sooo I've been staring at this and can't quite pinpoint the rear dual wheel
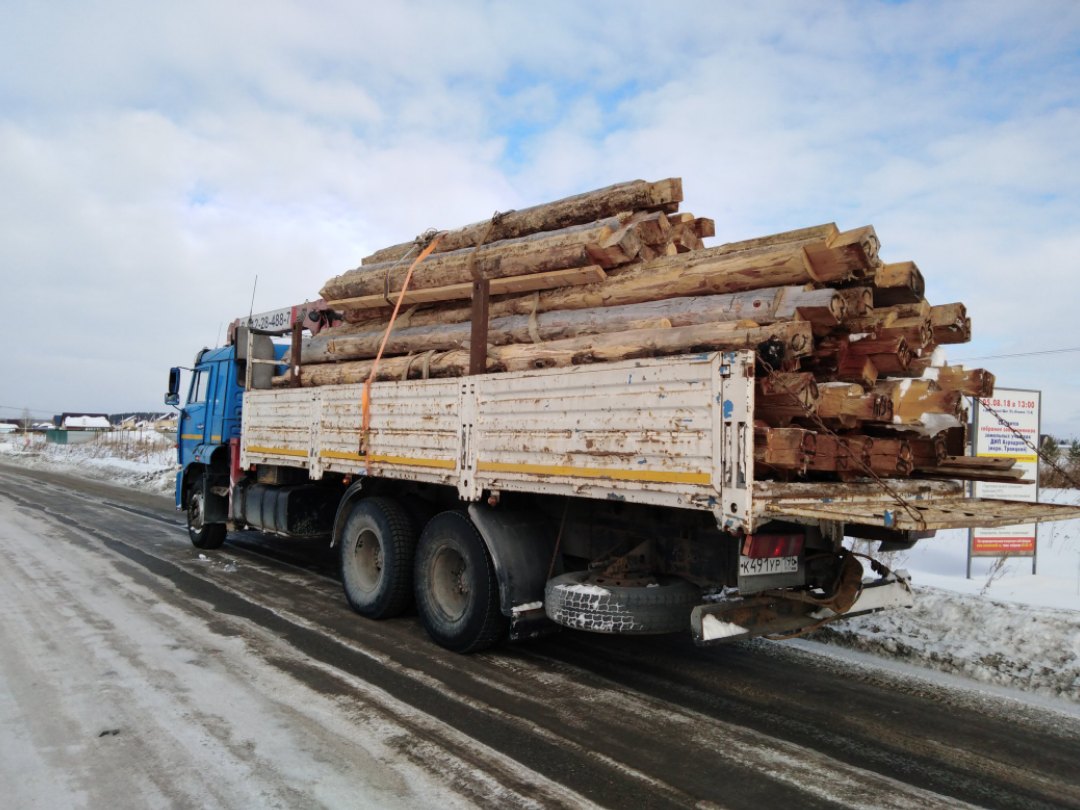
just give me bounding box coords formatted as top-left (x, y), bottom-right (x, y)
top-left (414, 511), bottom-right (508, 654)
top-left (338, 500), bottom-right (508, 653)
top-left (339, 497), bottom-right (417, 619)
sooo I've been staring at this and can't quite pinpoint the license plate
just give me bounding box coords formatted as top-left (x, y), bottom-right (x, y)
top-left (739, 555), bottom-right (799, 577)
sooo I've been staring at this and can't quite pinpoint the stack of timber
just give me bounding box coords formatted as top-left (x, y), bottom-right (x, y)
top-left (275, 177), bottom-right (1014, 486)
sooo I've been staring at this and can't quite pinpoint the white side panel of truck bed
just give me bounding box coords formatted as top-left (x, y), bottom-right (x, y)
top-left (242, 378), bottom-right (462, 487)
top-left (241, 352), bottom-right (755, 529)
top-left (468, 353), bottom-right (752, 525)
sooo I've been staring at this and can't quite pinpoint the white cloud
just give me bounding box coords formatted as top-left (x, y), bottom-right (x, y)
top-left (1, 0), bottom-right (1079, 438)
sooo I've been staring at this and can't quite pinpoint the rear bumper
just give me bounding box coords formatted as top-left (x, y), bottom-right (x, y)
top-left (690, 572), bottom-right (914, 646)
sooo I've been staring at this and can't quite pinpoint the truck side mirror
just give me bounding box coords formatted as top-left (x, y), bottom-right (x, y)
top-left (165, 367), bottom-right (181, 406)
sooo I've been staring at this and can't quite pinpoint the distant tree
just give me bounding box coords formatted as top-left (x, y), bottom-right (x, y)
top-left (1038, 435), bottom-right (1079, 489)
top-left (1069, 440), bottom-right (1080, 465)
top-left (1040, 435), bottom-right (1061, 465)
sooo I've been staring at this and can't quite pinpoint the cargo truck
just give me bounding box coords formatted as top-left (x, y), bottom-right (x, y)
top-left (166, 308), bottom-right (1080, 652)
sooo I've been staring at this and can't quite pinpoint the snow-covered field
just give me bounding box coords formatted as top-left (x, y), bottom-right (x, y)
top-left (2, 433), bottom-right (1077, 706)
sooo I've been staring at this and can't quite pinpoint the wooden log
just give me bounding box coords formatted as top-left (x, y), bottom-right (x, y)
top-left (848, 336), bottom-right (911, 374)
top-left (908, 433), bottom-right (948, 468)
top-left (323, 217), bottom-right (637, 302)
top-left (838, 355), bottom-right (880, 387)
top-left (844, 302), bottom-right (931, 340)
top-left (345, 227), bottom-right (879, 329)
top-left (326, 265), bottom-right (607, 311)
top-left (711, 223), bottom-right (839, 257)
top-left (755, 426), bottom-right (815, 473)
top-left (277, 321), bottom-right (815, 387)
top-left (877, 317), bottom-right (933, 351)
top-left (930, 304), bottom-right (971, 344)
top-left (361, 177), bottom-right (684, 265)
top-left (755, 373), bottom-right (819, 426)
top-left (806, 433), bottom-right (870, 476)
top-left (693, 218), bottom-right (716, 239)
top-left (929, 365), bottom-right (995, 397)
top-left (300, 286), bottom-right (841, 364)
top-left (814, 335), bottom-right (900, 384)
top-left (836, 287), bottom-right (874, 319)
top-left (873, 379), bottom-right (964, 425)
top-left (871, 261), bottom-right (925, 306)
top-left (816, 383), bottom-right (893, 427)
top-left (627, 210), bottom-right (672, 245)
top-left (865, 436), bottom-right (914, 476)
top-left (802, 226), bottom-right (880, 279)
top-left (669, 214), bottom-right (704, 252)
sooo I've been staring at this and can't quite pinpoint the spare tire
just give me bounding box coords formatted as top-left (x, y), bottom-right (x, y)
top-left (544, 571), bottom-right (701, 635)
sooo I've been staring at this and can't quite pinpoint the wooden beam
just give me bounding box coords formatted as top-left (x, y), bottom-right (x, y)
top-left (326, 266), bottom-right (607, 311)
top-left (360, 177), bottom-right (684, 265)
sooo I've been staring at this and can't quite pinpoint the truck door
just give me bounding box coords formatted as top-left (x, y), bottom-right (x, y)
top-left (179, 365), bottom-right (211, 464)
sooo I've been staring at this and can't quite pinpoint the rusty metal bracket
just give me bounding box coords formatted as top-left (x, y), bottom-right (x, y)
top-left (469, 277), bottom-right (490, 376)
top-left (289, 320), bottom-right (302, 388)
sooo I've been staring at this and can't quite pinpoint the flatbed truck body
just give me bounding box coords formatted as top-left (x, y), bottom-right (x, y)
top-left (169, 338), bottom-right (1080, 651)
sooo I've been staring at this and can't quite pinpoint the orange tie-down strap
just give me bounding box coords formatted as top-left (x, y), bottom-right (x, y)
top-left (361, 232), bottom-right (446, 472)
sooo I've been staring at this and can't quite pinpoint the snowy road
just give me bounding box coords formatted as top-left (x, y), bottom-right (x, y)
top-left (1, 464), bottom-right (1079, 809)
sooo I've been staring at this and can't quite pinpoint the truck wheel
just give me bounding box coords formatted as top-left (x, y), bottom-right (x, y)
top-left (544, 571), bottom-right (700, 635)
top-left (340, 497), bottom-right (417, 619)
top-left (187, 484), bottom-right (226, 550)
top-left (414, 512), bottom-right (508, 653)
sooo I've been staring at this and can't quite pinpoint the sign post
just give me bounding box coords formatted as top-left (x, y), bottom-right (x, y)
top-left (967, 389), bottom-right (1041, 578)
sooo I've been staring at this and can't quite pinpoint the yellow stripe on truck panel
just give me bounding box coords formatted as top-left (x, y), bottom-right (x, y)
top-left (180, 434), bottom-right (202, 441)
top-left (476, 460), bottom-right (710, 486)
top-left (246, 445), bottom-right (309, 458)
top-left (320, 450), bottom-right (456, 470)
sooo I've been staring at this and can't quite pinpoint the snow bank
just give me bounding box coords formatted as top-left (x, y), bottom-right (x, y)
top-left (0, 432), bottom-right (176, 495)
top-left (810, 487), bottom-right (1080, 702)
top-left (809, 585), bottom-right (1080, 702)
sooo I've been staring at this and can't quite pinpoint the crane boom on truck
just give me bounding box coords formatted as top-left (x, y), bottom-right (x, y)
top-left (166, 312), bottom-right (1080, 653)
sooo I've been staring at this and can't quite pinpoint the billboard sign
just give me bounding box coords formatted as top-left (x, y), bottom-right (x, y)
top-left (970, 389), bottom-right (1040, 557)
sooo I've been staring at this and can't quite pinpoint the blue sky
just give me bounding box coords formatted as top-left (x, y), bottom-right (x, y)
top-left (1, 0), bottom-right (1079, 435)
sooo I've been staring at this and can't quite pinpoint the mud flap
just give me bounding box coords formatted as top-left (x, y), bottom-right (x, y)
top-left (467, 504), bottom-right (560, 642)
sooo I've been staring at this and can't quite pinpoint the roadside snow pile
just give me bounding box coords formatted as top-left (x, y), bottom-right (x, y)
top-left (0, 433), bottom-right (176, 495)
top-left (809, 585), bottom-right (1080, 702)
top-left (809, 488), bottom-right (1080, 702)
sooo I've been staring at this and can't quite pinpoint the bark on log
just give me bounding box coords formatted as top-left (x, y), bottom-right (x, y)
top-left (343, 228), bottom-right (877, 330)
top-left (276, 321), bottom-right (814, 387)
top-left (361, 178), bottom-right (683, 265)
top-left (323, 217), bottom-right (634, 302)
top-left (326, 265), bottom-right (607, 311)
top-left (298, 286), bottom-right (842, 364)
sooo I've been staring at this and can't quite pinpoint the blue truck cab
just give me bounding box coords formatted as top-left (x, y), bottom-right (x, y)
top-left (166, 341), bottom-right (288, 547)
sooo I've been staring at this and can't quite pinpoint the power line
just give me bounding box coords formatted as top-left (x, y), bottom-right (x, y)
top-left (953, 346), bottom-right (1080, 362)
top-left (0, 403), bottom-right (63, 414)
